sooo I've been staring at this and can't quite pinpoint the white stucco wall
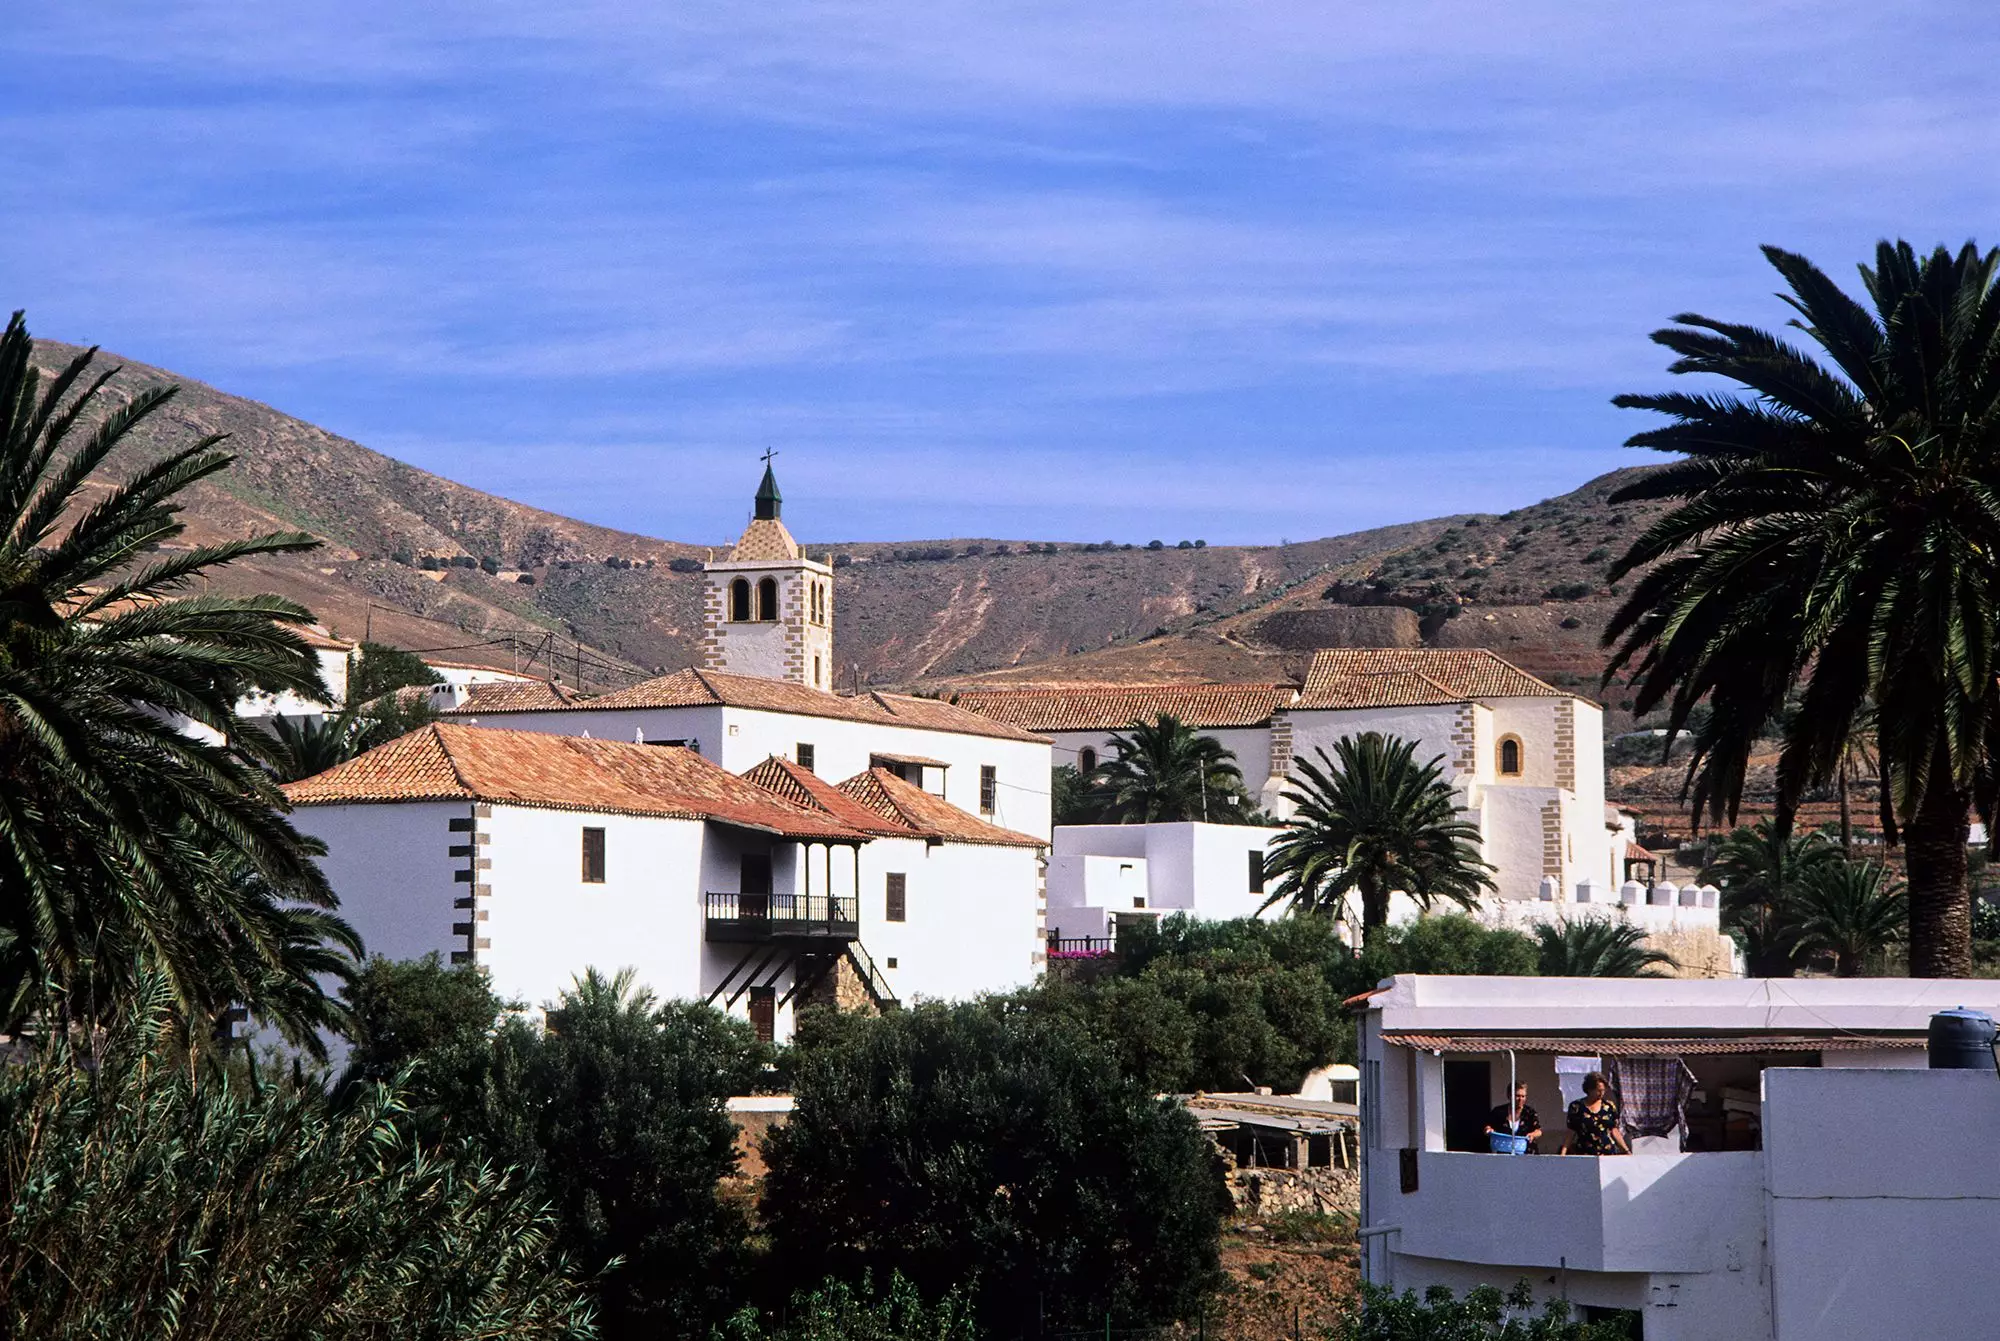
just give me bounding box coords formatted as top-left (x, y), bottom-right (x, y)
top-left (1049, 726), bottom-right (1278, 808)
top-left (858, 837), bottom-right (1043, 1003)
top-left (1764, 1067), bottom-right (2000, 1341)
top-left (1047, 822), bottom-right (1283, 938)
top-left (479, 804), bottom-right (711, 1009)
top-left (1289, 704), bottom-right (1467, 786)
top-left (295, 800), bottom-right (467, 964)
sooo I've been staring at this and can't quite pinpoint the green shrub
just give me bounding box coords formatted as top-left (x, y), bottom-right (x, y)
top-left (762, 1003), bottom-right (1228, 1336)
top-left (0, 978), bottom-right (594, 1340)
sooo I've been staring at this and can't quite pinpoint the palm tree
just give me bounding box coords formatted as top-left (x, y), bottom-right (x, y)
top-left (1604, 241), bottom-right (2000, 977)
top-left (1791, 860), bottom-right (1906, 977)
top-left (1089, 713), bottom-right (1258, 823)
top-left (0, 313), bottom-right (357, 1044)
top-left (1698, 821), bottom-right (1838, 978)
top-left (1533, 919), bottom-right (1678, 977)
top-left (1261, 732), bottom-right (1496, 943)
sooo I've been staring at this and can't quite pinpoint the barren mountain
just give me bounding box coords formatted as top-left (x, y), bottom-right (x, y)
top-left (39, 340), bottom-right (1662, 714)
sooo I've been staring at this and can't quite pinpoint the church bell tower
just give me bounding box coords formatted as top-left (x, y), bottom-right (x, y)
top-left (700, 460), bottom-right (835, 691)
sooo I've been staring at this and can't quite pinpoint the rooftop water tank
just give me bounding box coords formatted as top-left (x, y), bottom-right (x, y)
top-left (1927, 1007), bottom-right (1998, 1071)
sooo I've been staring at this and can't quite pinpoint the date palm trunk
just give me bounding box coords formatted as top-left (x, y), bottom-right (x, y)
top-left (1906, 751), bottom-right (1973, 978)
top-left (1360, 878), bottom-right (1391, 947)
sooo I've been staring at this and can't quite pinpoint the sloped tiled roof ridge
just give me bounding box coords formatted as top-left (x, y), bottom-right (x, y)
top-left (836, 768), bottom-right (1045, 848)
top-left (739, 755), bottom-right (912, 836)
top-left (540, 667), bottom-right (1046, 743)
top-left (441, 679), bottom-right (580, 714)
top-left (283, 723), bottom-right (868, 839)
top-left (953, 682), bottom-right (1297, 732)
top-left (1296, 649), bottom-right (1566, 709)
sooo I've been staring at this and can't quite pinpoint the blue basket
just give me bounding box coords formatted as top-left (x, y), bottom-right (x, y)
top-left (1488, 1130), bottom-right (1529, 1155)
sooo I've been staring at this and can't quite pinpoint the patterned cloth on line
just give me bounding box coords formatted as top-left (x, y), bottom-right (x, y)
top-left (1608, 1056), bottom-right (1696, 1139)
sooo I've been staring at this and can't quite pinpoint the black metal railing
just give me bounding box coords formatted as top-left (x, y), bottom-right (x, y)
top-left (1046, 935), bottom-right (1117, 958)
top-left (704, 891), bottom-right (858, 941)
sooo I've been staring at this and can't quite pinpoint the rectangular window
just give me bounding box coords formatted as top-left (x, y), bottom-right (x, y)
top-left (1248, 849), bottom-right (1266, 894)
top-left (979, 765), bottom-right (997, 814)
top-left (797, 742), bottom-right (816, 773)
top-left (581, 827), bottom-right (606, 883)
top-left (885, 873), bottom-right (907, 922)
top-left (748, 987), bottom-right (775, 1044)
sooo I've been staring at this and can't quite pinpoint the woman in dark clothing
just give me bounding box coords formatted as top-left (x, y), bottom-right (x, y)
top-left (1563, 1071), bottom-right (1630, 1155)
top-left (1484, 1083), bottom-right (1542, 1152)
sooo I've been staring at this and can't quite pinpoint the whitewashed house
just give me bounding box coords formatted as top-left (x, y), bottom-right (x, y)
top-left (444, 468), bottom-right (1052, 841)
top-left (740, 756), bottom-right (1045, 1005)
top-left (1285, 649), bottom-right (1611, 907)
top-left (961, 651), bottom-right (1641, 940)
top-left (1355, 975), bottom-right (2000, 1339)
top-left (286, 723), bottom-right (1045, 1042)
top-left (1045, 821), bottom-right (1284, 946)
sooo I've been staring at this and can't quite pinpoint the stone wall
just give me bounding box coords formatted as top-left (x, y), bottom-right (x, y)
top-left (1229, 1164), bottom-right (1361, 1218)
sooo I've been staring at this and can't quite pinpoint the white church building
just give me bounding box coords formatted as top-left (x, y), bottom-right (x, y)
top-left (962, 650), bottom-right (1723, 959)
top-left (285, 465), bottom-right (1053, 1038)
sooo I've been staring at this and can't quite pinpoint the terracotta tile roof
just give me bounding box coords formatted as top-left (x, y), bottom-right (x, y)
top-left (561, 668), bottom-right (1047, 743)
top-left (953, 683), bottom-right (1297, 732)
top-left (283, 723), bottom-right (868, 839)
top-left (740, 756), bottom-right (912, 836)
top-left (836, 767), bottom-right (1045, 848)
top-left (1296, 649), bottom-right (1566, 709)
top-left (726, 518), bottom-right (801, 562)
top-left (442, 679), bottom-right (581, 714)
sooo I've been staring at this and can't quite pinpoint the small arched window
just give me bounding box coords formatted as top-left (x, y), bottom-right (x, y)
top-left (730, 579), bottom-right (751, 622)
top-left (818, 583), bottom-right (828, 625)
top-left (814, 655), bottom-right (823, 688)
top-left (1498, 736), bottom-right (1523, 777)
top-left (757, 577), bottom-right (778, 621)
top-left (1078, 746), bottom-right (1097, 773)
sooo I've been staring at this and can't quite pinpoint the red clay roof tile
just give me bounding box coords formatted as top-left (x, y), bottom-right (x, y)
top-left (836, 768), bottom-right (1044, 848)
top-left (1296, 649), bottom-right (1566, 708)
top-left (282, 723), bottom-right (868, 839)
top-left (953, 683), bottom-right (1297, 732)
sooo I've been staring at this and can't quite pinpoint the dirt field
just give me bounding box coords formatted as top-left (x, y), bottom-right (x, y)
top-left (1193, 1213), bottom-right (1359, 1340)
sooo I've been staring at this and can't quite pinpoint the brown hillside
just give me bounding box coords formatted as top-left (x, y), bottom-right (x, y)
top-left (35, 339), bottom-right (1667, 717)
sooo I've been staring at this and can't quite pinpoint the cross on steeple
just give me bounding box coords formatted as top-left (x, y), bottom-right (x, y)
top-left (754, 452), bottom-right (783, 521)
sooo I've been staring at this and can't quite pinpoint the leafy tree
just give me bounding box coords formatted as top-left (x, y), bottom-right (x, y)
top-left (511, 969), bottom-right (765, 1339)
top-left (761, 1002), bottom-right (1228, 1336)
top-left (1050, 761), bottom-right (1100, 824)
top-left (716, 1274), bottom-right (977, 1341)
top-left (0, 313), bottom-right (357, 1041)
top-left (1699, 821), bottom-right (1838, 976)
top-left (1790, 860), bottom-right (1906, 976)
top-left (0, 977), bottom-right (596, 1340)
top-left (1090, 713), bottom-right (1260, 823)
top-left (1334, 1281), bottom-right (1636, 1340)
top-left (1604, 241), bottom-right (2000, 977)
top-left (1360, 914), bottom-right (1539, 979)
top-left (337, 953), bottom-right (523, 1145)
top-left (1264, 734), bottom-right (1496, 942)
top-left (1532, 919), bottom-right (1678, 977)
top-left (338, 960), bottom-right (764, 1339)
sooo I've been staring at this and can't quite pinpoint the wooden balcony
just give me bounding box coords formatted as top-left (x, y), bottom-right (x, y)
top-left (704, 891), bottom-right (859, 943)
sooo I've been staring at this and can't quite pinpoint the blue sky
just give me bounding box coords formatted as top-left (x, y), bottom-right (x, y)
top-left (5, 4), bottom-right (1999, 546)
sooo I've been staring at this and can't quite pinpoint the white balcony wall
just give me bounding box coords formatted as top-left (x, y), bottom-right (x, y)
top-left (1765, 1067), bottom-right (2000, 1341)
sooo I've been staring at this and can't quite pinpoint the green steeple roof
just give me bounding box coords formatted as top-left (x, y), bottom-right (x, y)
top-left (754, 461), bottom-right (782, 520)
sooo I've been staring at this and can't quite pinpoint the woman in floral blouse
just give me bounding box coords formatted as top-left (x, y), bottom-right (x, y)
top-left (1563, 1071), bottom-right (1630, 1155)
